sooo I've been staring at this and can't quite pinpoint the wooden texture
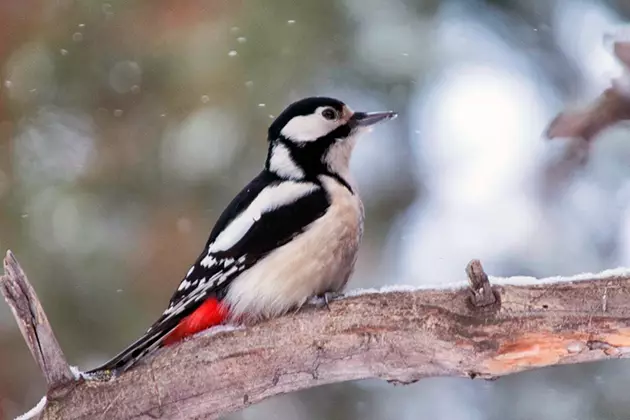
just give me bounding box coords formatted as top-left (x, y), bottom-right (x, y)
top-left (5, 253), bottom-right (630, 419)
top-left (0, 251), bottom-right (74, 396)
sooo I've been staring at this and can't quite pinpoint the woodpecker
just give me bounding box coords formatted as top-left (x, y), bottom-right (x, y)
top-left (87, 96), bottom-right (397, 373)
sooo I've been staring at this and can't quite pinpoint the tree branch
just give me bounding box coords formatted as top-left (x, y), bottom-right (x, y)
top-left (539, 40), bottom-right (630, 200)
top-left (5, 253), bottom-right (630, 419)
top-left (546, 41), bottom-right (630, 142)
top-left (0, 251), bottom-right (74, 396)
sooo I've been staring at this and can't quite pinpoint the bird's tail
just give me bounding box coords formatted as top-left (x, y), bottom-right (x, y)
top-left (84, 315), bottom-right (180, 374)
top-left (86, 297), bottom-right (228, 374)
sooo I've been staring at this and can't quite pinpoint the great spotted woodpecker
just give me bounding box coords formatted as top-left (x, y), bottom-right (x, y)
top-left (87, 97), bottom-right (397, 373)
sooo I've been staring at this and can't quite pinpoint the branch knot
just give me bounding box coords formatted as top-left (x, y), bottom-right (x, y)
top-left (466, 259), bottom-right (499, 310)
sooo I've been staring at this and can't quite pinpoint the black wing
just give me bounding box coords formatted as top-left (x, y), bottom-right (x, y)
top-left (86, 171), bottom-right (330, 373)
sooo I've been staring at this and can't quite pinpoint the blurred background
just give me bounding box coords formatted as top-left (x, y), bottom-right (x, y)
top-left (2, 0), bottom-right (630, 418)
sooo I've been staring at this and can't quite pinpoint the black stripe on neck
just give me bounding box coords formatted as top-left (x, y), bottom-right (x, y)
top-left (327, 172), bottom-right (354, 194)
top-left (266, 136), bottom-right (354, 194)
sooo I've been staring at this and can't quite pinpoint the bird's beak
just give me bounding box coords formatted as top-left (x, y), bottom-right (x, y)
top-left (350, 111), bottom-right (398, 127)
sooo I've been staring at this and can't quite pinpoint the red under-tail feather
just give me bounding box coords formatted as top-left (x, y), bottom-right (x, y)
top-left (86, 297), bottom-right (229, 374)
top-left (163, 297), bottom-right (228, 345)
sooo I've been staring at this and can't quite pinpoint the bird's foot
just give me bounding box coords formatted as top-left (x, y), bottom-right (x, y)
top-left (308, 291), bottom-right (342, 311)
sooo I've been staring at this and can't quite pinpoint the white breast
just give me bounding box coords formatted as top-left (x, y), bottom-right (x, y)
top-left (224, 176), bottom-right (364, 321)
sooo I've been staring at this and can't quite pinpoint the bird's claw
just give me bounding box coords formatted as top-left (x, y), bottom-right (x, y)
top-left (308, 291), bottom-right (341, 311)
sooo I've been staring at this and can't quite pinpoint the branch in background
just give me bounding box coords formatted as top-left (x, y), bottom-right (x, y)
top-left (546, 41), bottom-right (630, 142)
top-left (539, 41), bottom-right (630, 199)
top-left (545, 87), bottom-right (630, 141)
top-left (5, 254), bottom-right (630, 419)
top-left (0, 251), bottom-right (75, 398)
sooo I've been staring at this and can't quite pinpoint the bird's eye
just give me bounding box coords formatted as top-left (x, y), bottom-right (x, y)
top-left (322, 108), bottom-right (337, 120)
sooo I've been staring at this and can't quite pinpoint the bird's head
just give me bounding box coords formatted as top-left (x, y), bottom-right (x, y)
top-left (265, 96), bottom-right (397, 183)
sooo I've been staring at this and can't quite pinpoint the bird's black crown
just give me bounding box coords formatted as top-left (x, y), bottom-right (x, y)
top-left (268, 97), bottom-right (345, 141)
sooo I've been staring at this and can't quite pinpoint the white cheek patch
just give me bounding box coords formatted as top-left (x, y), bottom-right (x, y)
top-left (281, 109), bottom-right (339, 142)
top-left (268, 143), bottom-right (304, 179)
top-left (207, 181), bottom-right (319, 253)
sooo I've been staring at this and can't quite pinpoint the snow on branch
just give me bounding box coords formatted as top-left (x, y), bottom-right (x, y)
top-left (5, 254), bottom-right (630, 419)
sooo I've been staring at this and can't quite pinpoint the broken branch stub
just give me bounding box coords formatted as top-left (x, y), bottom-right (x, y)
top-left (466, 259), bottom-right (498, 308)
top-left (1, 251), bottom-right (74, 393)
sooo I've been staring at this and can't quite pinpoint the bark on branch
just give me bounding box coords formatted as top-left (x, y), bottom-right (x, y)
top-left (0, 251), bottom-right (74, 395)
top-left (5, 254), bottom-right (630, 419)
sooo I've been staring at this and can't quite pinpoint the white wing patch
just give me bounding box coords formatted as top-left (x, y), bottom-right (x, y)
top-left (158, 180), bottom-right (322, 328)
top-left (163, 260), bottom-right (244, 316)
top-left (176, 276), bottom-right (207, 292)
top-left (207, 181), bottom-right (318, 253)
top-left (200, 255), bottom-right (216, 268)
